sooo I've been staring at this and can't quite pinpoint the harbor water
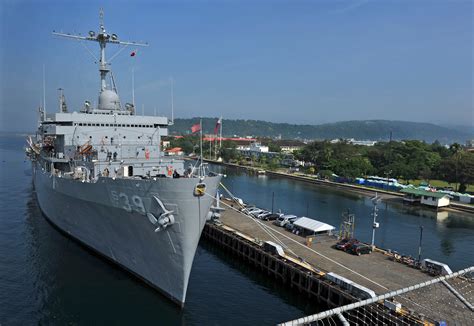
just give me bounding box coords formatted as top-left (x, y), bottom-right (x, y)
top-left (1, 135), bottom-right (473, 325)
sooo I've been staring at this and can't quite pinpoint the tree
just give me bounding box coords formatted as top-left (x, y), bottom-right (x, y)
top-left (437, 151), bottom-right (474, 192)
top-left (268, 142), bottom-right (281, 152)
top-left (219, 140), bottom-right (239, 162)
top-left (169, 136), bottom-right (197, 154)
top-left (268, 157), bottom-right (280, 170)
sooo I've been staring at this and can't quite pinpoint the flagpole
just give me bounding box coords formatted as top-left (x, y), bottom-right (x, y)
top-left (209, 136), bottom-right (212, 160)
top-left (132, 67), bottom-right (135, 108)
top-left (200, 118), bottom-right (203, 176)
top-left (42, 64), bottom-right (46, 119)
top-left (170, 77), bottom-right (174, 125)
top-left (219, 116), bottom-right (222, 150)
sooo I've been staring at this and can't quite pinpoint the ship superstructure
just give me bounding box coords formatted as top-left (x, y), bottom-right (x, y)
top-left (26, 10), bottom-right (221, 306)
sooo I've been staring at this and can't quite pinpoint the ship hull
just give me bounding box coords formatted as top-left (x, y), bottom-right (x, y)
top-left (32, 162), bottom-right (220, 306)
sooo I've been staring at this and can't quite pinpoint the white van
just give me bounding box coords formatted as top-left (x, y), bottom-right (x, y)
top-left (273, 215), bottom-right (298, 227)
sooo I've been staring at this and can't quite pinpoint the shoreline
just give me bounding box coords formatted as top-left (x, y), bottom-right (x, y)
top-left (203, 159), bottom-right (474, 215)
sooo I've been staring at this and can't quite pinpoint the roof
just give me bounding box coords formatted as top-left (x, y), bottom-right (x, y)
top-left (293, 217), bottom-right (335, 233)
top-left (400, 188), bottom-right (450, 199)
top-left (165, 147), bottom-right (182, 152)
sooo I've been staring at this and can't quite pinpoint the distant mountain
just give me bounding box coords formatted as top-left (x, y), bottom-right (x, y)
top-left (169, 118), bottom-right (473, 144)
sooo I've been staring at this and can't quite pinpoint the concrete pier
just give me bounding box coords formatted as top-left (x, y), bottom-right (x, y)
top-left (202, 199), bottom-right (473, 325)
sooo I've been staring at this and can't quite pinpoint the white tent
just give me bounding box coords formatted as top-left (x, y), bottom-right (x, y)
top-left (293, 217), bottom-right (335, 234)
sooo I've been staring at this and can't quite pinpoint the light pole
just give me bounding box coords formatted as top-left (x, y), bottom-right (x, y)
top-left (271, 191), bottom-right (275, 213)
top-left (418, 226), bottom-right (424, 262)
top-left (371, 193), bottom-right (380, 250)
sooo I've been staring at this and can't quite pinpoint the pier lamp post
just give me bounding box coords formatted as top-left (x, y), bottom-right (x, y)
top-left (418, 226), bottom-right (424, 262)
top-left (271, 191), bottom-right (275, 213)
top-left (371, 193), bottom-right (380, 250)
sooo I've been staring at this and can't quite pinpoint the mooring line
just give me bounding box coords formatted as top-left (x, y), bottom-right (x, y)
top-left (206, 189), bottom-right (389, 292)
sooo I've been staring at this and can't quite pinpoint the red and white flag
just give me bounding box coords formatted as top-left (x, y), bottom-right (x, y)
top-left (130, 49), bottom-right (137, 57)
top-left (214, 117), bottom-right (222, 135)
top-left (191, 123), bottom-right (201, 133)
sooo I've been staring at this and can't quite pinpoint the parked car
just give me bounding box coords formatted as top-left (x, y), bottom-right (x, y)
top-left (256, 211), bottom-right (271, 219)
top-left (335, 238), bottom-right (359, 251)
top-left (273, 215), bottom-right (298, 227)
top-left (285, 222), bottom-right (295, 232)
top-left (261, 212), bottom-right (283, 221)
top-left (348, 244), bottom-right (372, 256)
top-left (241, 206), bottom-right (256, 213)
top-left (242, 207), bottom-right (261, 215)
top-left (249, 209), bottom-right (265, 217)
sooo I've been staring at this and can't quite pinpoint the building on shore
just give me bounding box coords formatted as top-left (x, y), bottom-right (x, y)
top-left (164, 147), bottom-right (184, 156)
top-left (271, 139), bottom-right (306, 153)
top-left (400, 188), bottom-right (451, 209)
top-left (330, 138), bottom-right (378, 146)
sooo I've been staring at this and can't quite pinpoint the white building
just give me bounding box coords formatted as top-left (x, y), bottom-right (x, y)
top-left (249, 142), bottom-right (268, 152)
top-left (401, 188), bottom-right (451, 208)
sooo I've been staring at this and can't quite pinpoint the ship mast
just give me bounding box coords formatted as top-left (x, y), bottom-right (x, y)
top-left (52, 9), bottom-right (148, 108)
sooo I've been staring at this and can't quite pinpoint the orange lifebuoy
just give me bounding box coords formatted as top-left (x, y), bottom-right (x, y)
top-left (167, 166), bottom-right (173, 176)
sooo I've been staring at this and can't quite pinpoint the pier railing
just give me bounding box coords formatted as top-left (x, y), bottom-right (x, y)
top-left (279, 266), bottom-right (474, 326)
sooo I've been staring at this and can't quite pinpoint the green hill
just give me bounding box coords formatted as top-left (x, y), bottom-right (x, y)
top-left (169, 118), bottom-right (472, 144)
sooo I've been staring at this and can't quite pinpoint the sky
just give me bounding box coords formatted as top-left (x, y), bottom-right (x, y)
top-left (0, 0), bottom-right (472, 132)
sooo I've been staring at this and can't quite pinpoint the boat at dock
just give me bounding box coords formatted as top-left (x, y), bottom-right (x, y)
top-left (25, 10), bottom-right (220, 307)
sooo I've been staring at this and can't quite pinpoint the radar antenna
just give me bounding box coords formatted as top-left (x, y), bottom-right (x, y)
top-left (52, 9), bottom-right (148, 93)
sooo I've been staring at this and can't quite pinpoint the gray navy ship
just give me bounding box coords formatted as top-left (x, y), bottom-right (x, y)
top-left (26, 11), bottom-right (221, 307)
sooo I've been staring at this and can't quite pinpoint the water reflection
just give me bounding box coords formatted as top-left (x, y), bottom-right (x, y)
top-left (440, 238), bottom-right (455, 256)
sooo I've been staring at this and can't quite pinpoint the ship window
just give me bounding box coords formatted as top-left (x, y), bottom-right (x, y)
top-left (123, 136), bottom-right (126, 139)
top-left (106, 124), bottom-right (110, 127)
top-left (105, 136), bottom-right (108, 138)
top-left (101, 124), bottom-right (104, 126)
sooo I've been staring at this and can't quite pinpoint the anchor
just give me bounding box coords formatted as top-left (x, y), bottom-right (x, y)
top-left (147, 195), bottom-right (175, 232)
